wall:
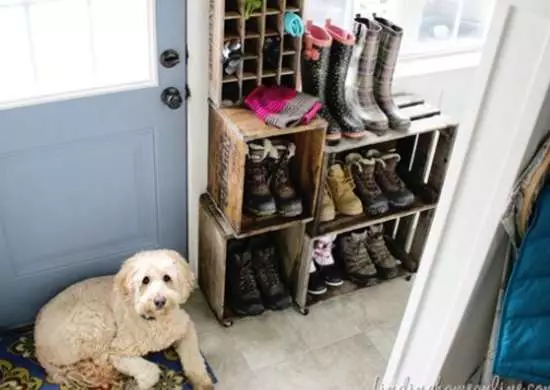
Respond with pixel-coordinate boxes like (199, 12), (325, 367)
(437, 86), (550, 385)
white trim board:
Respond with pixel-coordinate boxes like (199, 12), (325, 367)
(186, 0), (209, 276)
(384, 0), (550, 385)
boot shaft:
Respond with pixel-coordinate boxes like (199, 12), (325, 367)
(356, 17), (382, 90)
(269, 140), (298, 198)
(366, 225), (397, 269)
(302, 22), (332, 101)
(245, 140), (272, 195)
(339, 230), (376, 274)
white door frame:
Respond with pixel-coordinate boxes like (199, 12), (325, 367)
(384, 0), (550, 385)
(186, 0), (209, 275)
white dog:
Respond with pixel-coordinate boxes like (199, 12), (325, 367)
(34, 249), (214, 390)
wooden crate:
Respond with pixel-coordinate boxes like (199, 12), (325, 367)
(209, 0), (304, 107)
(198, 193), (306, 326)
(207, 105), (327, 236)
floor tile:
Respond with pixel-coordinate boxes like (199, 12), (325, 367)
(183, 291), (221, 335)
(284, 298), (362, 350)
(312, 333), (388, 390)
(225, 310), (308, 370)
(363, 326), (398, 359)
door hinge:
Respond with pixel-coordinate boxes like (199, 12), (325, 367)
(185, 84), (191, 100)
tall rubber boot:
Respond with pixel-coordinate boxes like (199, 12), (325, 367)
(302, 21), (342, 144)
(373, 16), (411, 131)
(325, 20), (367, 139)
(353, 16), (389, 132)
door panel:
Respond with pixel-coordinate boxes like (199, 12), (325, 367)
(0, 0), (187, 328)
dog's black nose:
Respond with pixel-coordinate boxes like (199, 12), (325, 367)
(154, 296), (166, 309)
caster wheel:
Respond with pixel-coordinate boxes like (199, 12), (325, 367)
(405, 275), (412, 282)
(222, 319), (234, 328)
(299, 308), (309, 316)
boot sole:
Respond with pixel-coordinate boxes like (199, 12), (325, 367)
(325, 280), (344, 287)
(245, 207), (277, 217)
(308, 287), (328, 295)
(348, 275), (378, 287)
(342, 131), (369, 139)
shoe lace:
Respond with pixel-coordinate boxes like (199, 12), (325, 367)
(272, 151), (291, 186)
(238, 255), (257, 294)
(352, 162), (380, 195)
(256, 248), (281, 287)
(368, 232), (393, 263)
(345, 239), (371, 268)
(379, 160), (404, 189)
(248, 161), (270, 186)
(329, 170), (355, 199)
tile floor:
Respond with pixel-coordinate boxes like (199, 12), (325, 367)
(185, 277), (413, 390)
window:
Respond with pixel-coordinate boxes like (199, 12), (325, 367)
(305, 0), (496, 58)
(0, 0), (155, 109)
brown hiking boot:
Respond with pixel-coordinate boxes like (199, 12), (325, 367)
(270, 140), (303, 217)
(320, 183), (336, 222)
(327, 163), (363, 216)
(338, 230), (377, 286)
(365, 149), (415, 208)
(366, 225), (399, 279)
(345, 153), (389, 216)
(244, 140), (277, 217)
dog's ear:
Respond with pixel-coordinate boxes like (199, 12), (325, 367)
(164, 250), (195, 302)
(114, 256), (137, 297)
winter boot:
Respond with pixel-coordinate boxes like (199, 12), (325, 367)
(270, 140), (303, 217)
(345, 153), (389, 215)
(327, 163), (363, 216)
(226, 240), (265, 316)
(320, 182), (336, 222)
(373, 16), (411, 131)
(366, 149), (415, 208)
(338, 230), (378, 286)
(308, 261), (327, 296)
(313, 235), (343, 287)
(325, 20), (367, 139)
(244, 139), (277, 217)
(302, 21), (342, 143)
(353, 16), (389, 132)
(250, 237), (292, 311)
(366, 225), (399, 279)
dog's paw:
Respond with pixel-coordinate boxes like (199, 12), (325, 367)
(136, 364), (161, 390)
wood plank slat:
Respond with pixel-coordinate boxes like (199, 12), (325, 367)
(325, 114), (458, 154)
(399, 103), (441, 121)
(394, 93), (425, 108)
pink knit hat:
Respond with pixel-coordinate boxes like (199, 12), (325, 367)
(245, 85), (322, 128)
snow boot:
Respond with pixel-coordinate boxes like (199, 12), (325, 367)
(366, 224), (399, 279)
(270, 140), (303, 217)
(244, 139), (277, 217)
(345, 152), (389, 215)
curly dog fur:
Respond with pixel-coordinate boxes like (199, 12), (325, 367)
(34, 249), (214, 390)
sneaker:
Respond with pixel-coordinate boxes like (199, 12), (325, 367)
(308, 261), (327, 295)
(366, 225), (399, 279)
(320, 183), (336, 222)
(365, 149), (415, 208)
(250, 237), (292, 310)
(244, 139), (277, 216)
(270, 140), (303, 217)
(226, 241), (265, 316)
(313, 235), (343, 287)
(345, 153), (390, 216)
(327, 163), (363, 216)
(338, 230), (378, 286)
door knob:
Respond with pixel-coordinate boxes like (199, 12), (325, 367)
(160, 49), (180, 68)
(161, 87), (183, 109)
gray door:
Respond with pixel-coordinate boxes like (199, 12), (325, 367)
(0, 0), (187, 329)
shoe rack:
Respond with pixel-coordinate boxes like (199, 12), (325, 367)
(291, 94), (460, 312)
(209, 0), (304, 107)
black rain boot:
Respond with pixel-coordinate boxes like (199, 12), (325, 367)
(354, 16), (389, 132)
(373, 16), (411, 131)
(302, 21), (342, 144)
(325, 20), (367, 139)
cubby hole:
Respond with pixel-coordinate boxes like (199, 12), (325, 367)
(285, 0), (301, 12)
(265, 14), (281, 37)
(242, 58), (259, 80)
(224, 0), (241, 19)
(243, 37), (261, 59)
(261, 76), (278, 87)
(280, 74), (295, 89)
(263, 36), (281, 76)
(283, 34), (298, 54)
(221, 82), (240, 106)
(245, 16), (261, 38)
(242, 79), (258, 100)
(224, 18), (240, 40)
(281, 53), (296, 74)
(267, 0), (283, 12)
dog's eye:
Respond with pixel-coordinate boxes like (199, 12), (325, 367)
(142, 276), (150, 285)
(163, 275), (171, 283)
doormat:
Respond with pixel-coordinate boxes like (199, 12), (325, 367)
(0, 327), (216, 389)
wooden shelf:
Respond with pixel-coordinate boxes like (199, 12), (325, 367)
(242, 72), (258, 81)
(243, 53), (259, 60)
(224, 11), (240, 19)
(325, 109), (456, 154)
(285, 6), (300, 12)
(239, 214), (313, 239)
(266, 7), (280, 15)
(280, 68), (294, 76)
(283, 49), (296, 55)
(222, 74), (238, 83)
(316, 200), (437, 236)
(215, 107), (327, 141)
(245, 32), (261, 38)
(262, 70), (277, 78)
